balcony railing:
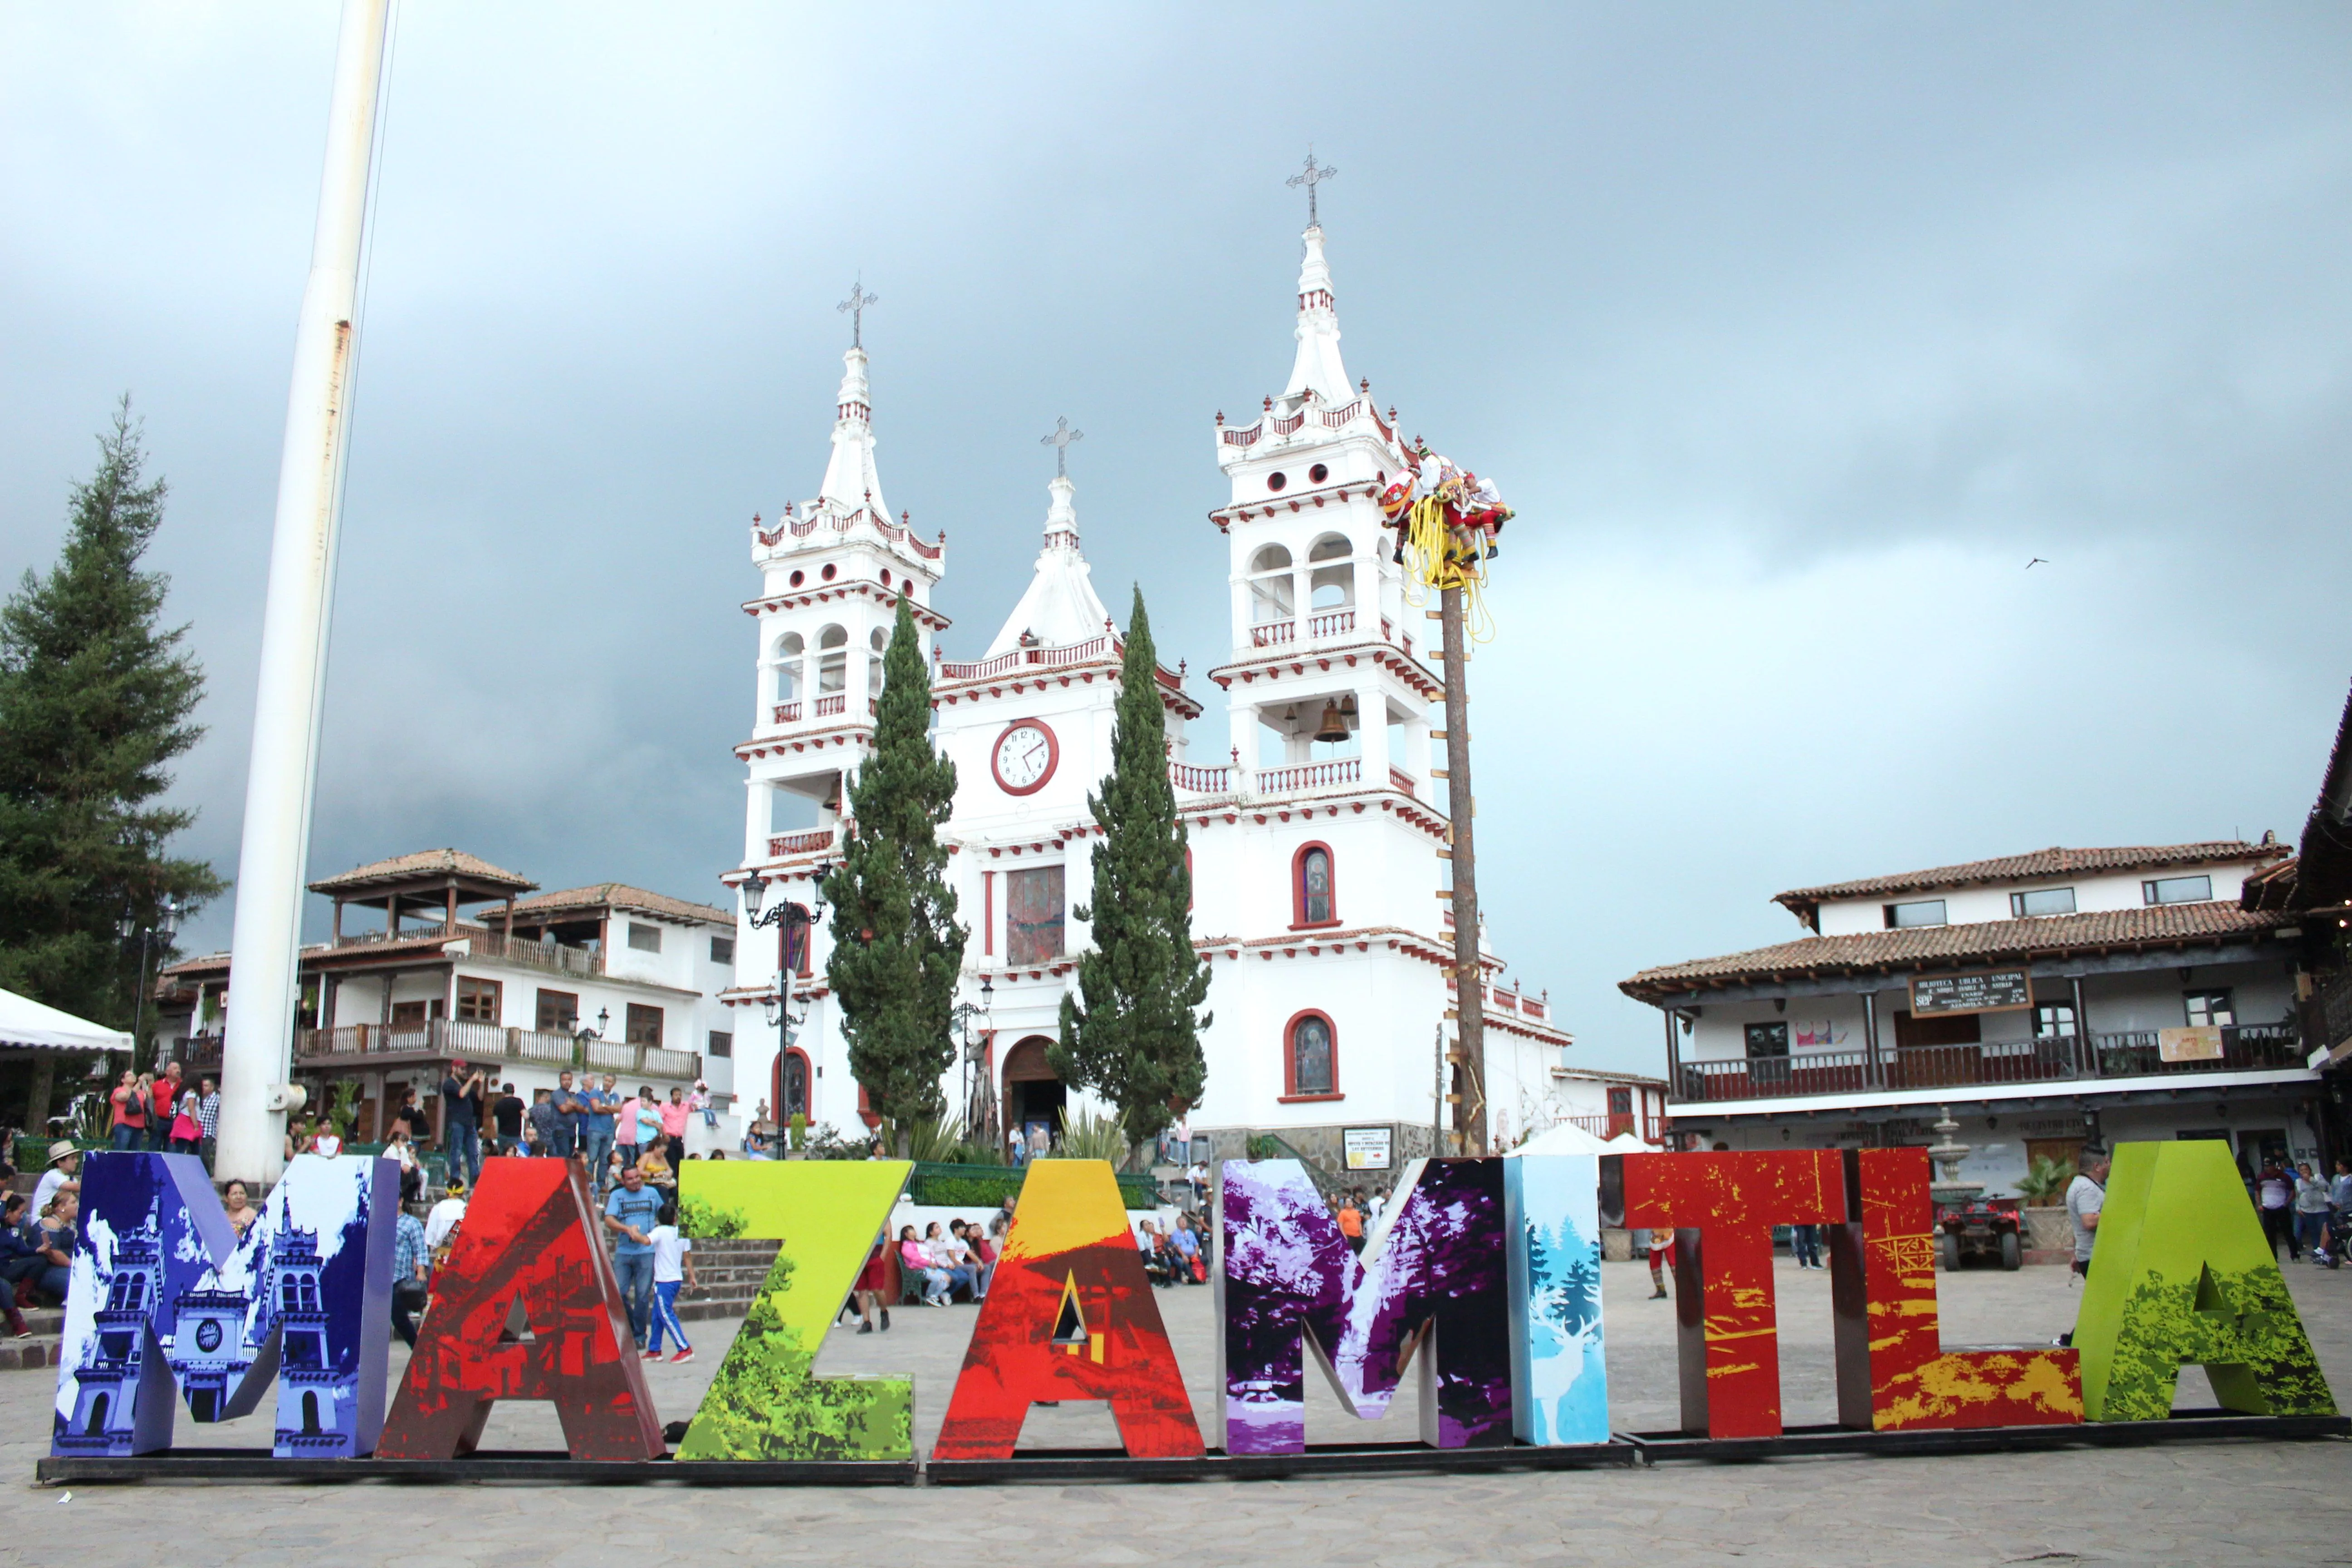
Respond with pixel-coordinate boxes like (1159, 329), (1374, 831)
(1307, 609), (1355, 639)
(1547, 1112), (1665, 1147)
(294, 1017), (700, 1080)
(1671, 1025), (2307, 1104)
(813, 693), (846, 717)
(767, 828), (836, 859)
(1169, 761), (1232, 793)
(1251, 620), (1295, 648)
(1254, 758), (1361, 793)
(465, 930), (603, 977)
(773, 701), (801, 722)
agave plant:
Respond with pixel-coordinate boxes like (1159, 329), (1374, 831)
(1048, 1105), (1134, 1166)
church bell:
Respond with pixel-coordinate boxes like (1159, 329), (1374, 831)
(1312, 699), (1351, 745)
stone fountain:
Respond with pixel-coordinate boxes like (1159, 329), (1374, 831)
(1926, 1105), (1983, 1207)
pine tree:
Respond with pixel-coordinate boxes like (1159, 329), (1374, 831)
(1052, 588), (1211, 1160)
(0, 398), (223, 1034)
(822, 595), (965, 1152)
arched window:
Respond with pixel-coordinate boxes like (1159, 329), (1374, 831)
(1248, 544), (1294, 626)
(817, 625), (848, 695)
(1307, 534), (1355, 613)
(1284, 1010), (1338, 1098)
(868, 628), (887, 696)
(1292, 842), (1337, 928)
(773, 632), (804, 706)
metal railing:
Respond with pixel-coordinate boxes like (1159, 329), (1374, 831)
(1672, 1024), (2307, 1104)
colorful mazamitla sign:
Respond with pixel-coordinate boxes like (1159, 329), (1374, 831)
(42, 1143), (2339, 1476)
(670, 1160), (915, 1462)
(53, 1152), (396, 1458)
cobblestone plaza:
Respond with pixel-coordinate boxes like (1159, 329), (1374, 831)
(2, 1258), (2345, 1566)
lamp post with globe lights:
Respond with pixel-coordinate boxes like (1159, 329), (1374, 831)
(742, 862), (827, 1131)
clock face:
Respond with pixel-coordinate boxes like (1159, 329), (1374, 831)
(991, 720), (1058, 795)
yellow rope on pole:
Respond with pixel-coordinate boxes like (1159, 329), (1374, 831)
(1400, 495), (1497, 643)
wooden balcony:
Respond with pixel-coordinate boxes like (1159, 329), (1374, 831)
(1671, 1025), (2306, 1104)
(294, 1017), (699, 1081)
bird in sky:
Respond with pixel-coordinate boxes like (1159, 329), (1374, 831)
(2026, 558), (2049, 569)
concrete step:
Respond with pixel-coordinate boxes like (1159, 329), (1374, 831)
(0, 1338), (60, 1372)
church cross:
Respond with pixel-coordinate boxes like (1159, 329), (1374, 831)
(1287, 151), (1337, 227)
(1041, 416), (1083, 477)
(837, 278), (879, 348)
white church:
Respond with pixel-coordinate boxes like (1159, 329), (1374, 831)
(719, 216), (1583, 1174)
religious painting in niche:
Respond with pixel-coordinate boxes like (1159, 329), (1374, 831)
(1006, 865), (1064, 965)
(782, 1050), (810, 1120)
(1289, 1014), (1334, 1096)
(1298, 847), (1333, 925)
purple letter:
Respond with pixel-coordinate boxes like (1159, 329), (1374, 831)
(1216, 1157), (1509, 1453)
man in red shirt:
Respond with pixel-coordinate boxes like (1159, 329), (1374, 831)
(148, 1062), (183, 1152)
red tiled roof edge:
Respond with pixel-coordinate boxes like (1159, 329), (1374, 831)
(1771, 840), (2285, 923)
(1620, 900), (2285, 1002)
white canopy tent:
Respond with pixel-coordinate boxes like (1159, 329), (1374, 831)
(1504, 1121), (1616, 1158)
(0, 987), (133, 1054)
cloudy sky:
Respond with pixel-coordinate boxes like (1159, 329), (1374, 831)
(4, 4), (2348, 1076)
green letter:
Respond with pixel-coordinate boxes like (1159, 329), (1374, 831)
(673, 1161), (914, 1460)
(2076, 1141), (2336, 1422)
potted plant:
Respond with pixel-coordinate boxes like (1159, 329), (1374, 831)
(2015, 1155), (2077, 1253)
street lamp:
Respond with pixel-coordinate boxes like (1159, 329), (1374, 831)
(742, 859), (828, 1126)
(952, 974), (995, 1142)
(121, 894), (181, 1068)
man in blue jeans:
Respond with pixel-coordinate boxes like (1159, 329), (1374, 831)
(603, 1164), (663, 1346)
(583, 1073), (621, 1196)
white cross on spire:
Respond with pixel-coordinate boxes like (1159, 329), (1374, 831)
(1041, 416), (1083, 478)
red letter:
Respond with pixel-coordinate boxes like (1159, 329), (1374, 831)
(1623, 1150), (1843, 1439)
(931, 1161), (1202, 1460)
(1832, 1148), (2081, 1430)
(377, 1158), (662, 1460)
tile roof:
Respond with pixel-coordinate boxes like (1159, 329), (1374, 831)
(507, 883), (731, 928)
(307, 848), (537, 897)
(1621, 900), (2289, 1002)
(1773, 841), (2283, 922)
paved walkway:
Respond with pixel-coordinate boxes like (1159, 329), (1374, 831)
(3, 1258), (2347, 1566)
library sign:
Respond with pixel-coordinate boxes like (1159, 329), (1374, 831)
(1910, 967), (2033, 1017)
(40, 1145), (2337, 1477)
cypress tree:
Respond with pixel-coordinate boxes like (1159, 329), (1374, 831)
(0, 399), (223, 1035)
(822, 595), (965, 1152)
(1052, 588), (1211, 1160)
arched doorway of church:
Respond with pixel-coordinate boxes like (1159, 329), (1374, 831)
(770, 1047), (811, 1127)
(1000, 1035), (1065, 1158)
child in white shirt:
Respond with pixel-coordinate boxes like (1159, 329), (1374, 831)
(644, 1214), (697, 1362)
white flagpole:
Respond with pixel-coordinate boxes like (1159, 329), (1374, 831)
(217, 0), (392, 1186)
